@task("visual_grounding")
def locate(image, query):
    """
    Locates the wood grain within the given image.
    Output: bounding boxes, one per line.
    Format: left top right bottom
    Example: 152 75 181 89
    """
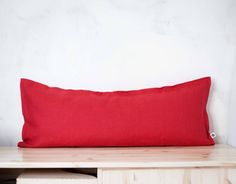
101 168 236 184
0 144 236 168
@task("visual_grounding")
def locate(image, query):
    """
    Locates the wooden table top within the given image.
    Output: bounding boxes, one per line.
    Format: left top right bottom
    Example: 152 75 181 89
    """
0 144 236 168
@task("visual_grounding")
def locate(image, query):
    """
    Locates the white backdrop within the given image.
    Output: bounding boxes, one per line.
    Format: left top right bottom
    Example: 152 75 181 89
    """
0 0 236 146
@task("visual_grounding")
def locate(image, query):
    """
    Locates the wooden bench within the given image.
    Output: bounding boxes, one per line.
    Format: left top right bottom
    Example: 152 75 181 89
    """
0 144 236 184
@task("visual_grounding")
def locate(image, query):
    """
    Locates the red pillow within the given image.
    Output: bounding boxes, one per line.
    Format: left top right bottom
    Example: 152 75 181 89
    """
18 77 214 147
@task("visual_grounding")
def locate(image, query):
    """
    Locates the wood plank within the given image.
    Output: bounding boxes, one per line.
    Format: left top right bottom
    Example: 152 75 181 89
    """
17 169 98 184
102 168 236 184
0 144 236 168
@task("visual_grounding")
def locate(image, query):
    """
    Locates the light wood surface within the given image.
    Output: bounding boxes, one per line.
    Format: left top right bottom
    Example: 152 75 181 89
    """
0 144 236 168
17 169 98 184
101 168 236 184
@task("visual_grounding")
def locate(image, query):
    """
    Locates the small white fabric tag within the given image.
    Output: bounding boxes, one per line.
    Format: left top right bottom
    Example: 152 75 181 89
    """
210 132 217 139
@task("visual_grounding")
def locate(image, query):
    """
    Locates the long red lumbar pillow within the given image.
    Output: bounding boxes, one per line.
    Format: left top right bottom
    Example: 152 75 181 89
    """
18 77 214 148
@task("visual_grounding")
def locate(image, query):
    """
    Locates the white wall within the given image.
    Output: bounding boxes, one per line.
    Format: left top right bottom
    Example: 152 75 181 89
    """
228 63 236 147
0 0 236 146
